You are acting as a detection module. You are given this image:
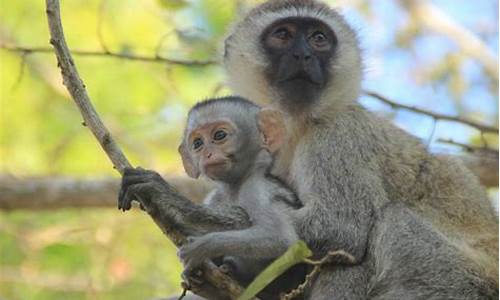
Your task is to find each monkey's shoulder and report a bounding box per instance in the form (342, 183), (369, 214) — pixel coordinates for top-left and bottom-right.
(303, 105), (425, 155)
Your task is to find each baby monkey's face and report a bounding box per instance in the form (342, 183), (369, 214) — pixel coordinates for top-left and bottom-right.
(187, 120), (240, 181)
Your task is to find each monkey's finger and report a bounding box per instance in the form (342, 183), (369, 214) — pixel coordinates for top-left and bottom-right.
(187, 272), (204, 286)
(181, 268), (196, 285)
(118, 187), (125, 210)
(117, 183), (131, 210)
(120, 183), (149, 211)
(121, 174), (153, 187)
(119, 170), (142, 210)
(221, 256), (238, 275)
(123, 173), (166, 190)
(218, 263), (232, 275)
(182, 263), (204, 286)
(119, 188), (134, 211)
(123, 167), (142, 176)
(178, 247), (198, 264)
(124, 166), (157, 177)
(118, 182), (139, 210)
(123, 167), (152, 179)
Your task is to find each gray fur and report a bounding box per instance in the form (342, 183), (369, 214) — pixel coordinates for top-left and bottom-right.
(223, 0), (499, 299)
(178, 99), (305, 299)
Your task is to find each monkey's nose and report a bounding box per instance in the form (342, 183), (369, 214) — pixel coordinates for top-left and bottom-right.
(293, 52), (311, 61)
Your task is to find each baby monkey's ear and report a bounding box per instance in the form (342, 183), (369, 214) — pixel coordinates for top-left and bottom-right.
(258, 108), (286, 153)
(178, 144), (201, 179)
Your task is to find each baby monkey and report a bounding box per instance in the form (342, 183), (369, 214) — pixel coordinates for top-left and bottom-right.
(118, 96), (304, 297)
(177, 97), (304, 290)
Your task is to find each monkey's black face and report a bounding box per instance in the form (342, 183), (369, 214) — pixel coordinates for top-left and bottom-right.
(261, 17), (337, 112)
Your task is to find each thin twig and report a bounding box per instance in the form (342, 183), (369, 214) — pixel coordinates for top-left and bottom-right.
(45, 0), (131, 174)
(364, 91), (498, 134)
(11, 52), (28, 90)
(97, 0), (110, 53)
(426, 118), (437, 147)
(281, 250), (355, 300)
(437, 138), (498, 155)
(177, 285), (188, 300)
(154, 31), (175, 58)
(0, 44), (216, 66)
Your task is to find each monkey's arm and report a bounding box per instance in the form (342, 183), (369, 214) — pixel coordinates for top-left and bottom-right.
(291, 133), (379, 263)
(178, 217), (298, 271)
(119, 167), (251, 237)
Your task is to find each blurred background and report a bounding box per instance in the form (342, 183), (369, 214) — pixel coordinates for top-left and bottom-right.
(0, 0), (498, 299)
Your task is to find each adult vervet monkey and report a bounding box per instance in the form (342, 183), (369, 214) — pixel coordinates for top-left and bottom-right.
(223, 0), (499, 299)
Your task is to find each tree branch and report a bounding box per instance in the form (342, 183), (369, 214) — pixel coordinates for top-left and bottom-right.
(0, 175), (213, 210)
(364, 91), (499, 134)
(1, 148), (496, 213)
(44, 0), (244, 298)
(45, 0), (131, 174)
(0, 44), (216, 66)
(437, 138), (498, 155)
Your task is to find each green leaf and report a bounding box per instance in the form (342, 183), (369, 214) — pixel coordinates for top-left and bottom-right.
(238, 240), (312, 300)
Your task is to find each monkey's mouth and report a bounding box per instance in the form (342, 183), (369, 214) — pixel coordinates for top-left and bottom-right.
(203, 161), (229, 177)
(204, 161), (227, 168)
(280, 71), (321, 85)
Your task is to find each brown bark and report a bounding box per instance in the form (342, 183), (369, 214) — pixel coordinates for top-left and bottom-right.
(0, 174), (213, 210)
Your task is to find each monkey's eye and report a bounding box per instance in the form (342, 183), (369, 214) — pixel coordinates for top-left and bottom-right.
(213, 130), (227, 141)
(272, 28), (291, 40)
(192, 138), (203, 150)
(310, 31), (329, 48)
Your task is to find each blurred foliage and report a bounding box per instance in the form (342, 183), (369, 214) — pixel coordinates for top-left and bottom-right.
(0, 0), (240, 177)
(0, 0), (497, 299)
(0, 209), (183, 299)
(0, 0), (242, 298)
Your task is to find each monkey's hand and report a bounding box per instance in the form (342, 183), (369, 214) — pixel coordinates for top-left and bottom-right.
(178, 235), (216, 273)
(118, 167), (172, 211)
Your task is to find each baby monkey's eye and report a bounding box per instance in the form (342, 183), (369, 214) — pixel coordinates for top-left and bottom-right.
(213, 130), (227, 141)
(192, 138), (203, 150)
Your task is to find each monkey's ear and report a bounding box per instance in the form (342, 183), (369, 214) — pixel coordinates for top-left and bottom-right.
(258, 109), (286, 153)
(178, 144), (200, 179)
